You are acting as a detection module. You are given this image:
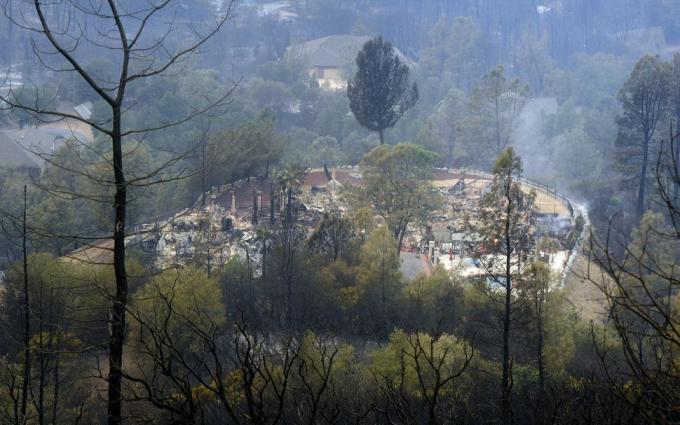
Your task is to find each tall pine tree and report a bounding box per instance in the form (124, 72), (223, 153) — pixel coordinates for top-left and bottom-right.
(616, 55), (670, 217)
(347, 37), (418, 145)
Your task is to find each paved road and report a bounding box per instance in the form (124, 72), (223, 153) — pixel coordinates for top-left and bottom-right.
(400, 252), (431, 280)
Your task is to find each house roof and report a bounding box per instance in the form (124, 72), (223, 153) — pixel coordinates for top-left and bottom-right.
(0, 127), (88, 172)
(0, 131), (40, 170)
(288, 35), (409, 69)
(304, 168), (358, 187)
(211, 168), (361, 212)
(62, 239), (114, 265)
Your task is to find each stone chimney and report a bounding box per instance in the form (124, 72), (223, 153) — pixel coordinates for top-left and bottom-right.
(230, 191), (237, 215)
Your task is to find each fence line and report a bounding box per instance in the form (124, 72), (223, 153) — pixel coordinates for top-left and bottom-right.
(437, 168), (575, 219)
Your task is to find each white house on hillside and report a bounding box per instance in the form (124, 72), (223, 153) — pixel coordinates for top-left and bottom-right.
(286, 35), (410, 91)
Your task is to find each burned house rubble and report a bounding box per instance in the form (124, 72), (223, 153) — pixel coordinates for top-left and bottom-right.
(400, 169), (580, 281)
(119, 167), (362, 272)
(67, 167), (582, 281)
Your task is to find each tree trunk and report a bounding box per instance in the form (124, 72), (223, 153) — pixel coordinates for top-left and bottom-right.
(637, 135), (650, 217)
(21, 185), (30, 425)
(108, 105), (128, 425)
(380, 253), (388, 335)
(37, 298), (46, 425)
(495, 98), (502, 155)
(379, 128), (385, 145)
(52, 343), (59, 425)
(447, 138), (454, 171)
(270, 184), (275, 225)
(262, 238), (267, 281)
(501, 201), (513, 425)
(502, 277), (512, 425)
(287, 188), (293, 222)
(395, 221), (407, 257)
(201, 135), (206, 207)
(536, 301), (546, 424)
(674, 119), (680, 202)
(397, 230), (405, 257)
(252, 190), (258, 225)
(284, 223), (294, 328)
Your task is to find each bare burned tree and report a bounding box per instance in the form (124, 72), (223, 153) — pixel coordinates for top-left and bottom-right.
(0, 185), (33, 425)
(515, 261), (552, 424)
(474, 147), (536, 425)
(124, 271), (348, 424)
(0, 201), (93, 424)
(658, 126), (680, 236)
(371, 331), (473, 425)
(20, 186), (30, 425)
(0, 358), (22, 425)
(0, 1), (234, 423)
(588, 127), (680, 424)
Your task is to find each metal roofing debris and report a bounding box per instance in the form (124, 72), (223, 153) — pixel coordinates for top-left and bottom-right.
(73, 101), (93, 120)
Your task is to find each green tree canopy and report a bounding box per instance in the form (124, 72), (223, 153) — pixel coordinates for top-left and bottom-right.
(347, 37), (418, 145)
(615, 55), (671, 216)
(461, 66), (529, 164)
(357, 143), (440, 254)
(475, 147), (536, 424)
(131, 266), (225, 350)
(420, 16), (486, 89)
(356, 224), (402, 335)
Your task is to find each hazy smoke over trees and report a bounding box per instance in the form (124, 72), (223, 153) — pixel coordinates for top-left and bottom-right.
(0, 1), (679, 424)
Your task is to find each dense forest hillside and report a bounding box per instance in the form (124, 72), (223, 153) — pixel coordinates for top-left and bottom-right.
(0, 1), (679, 423)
